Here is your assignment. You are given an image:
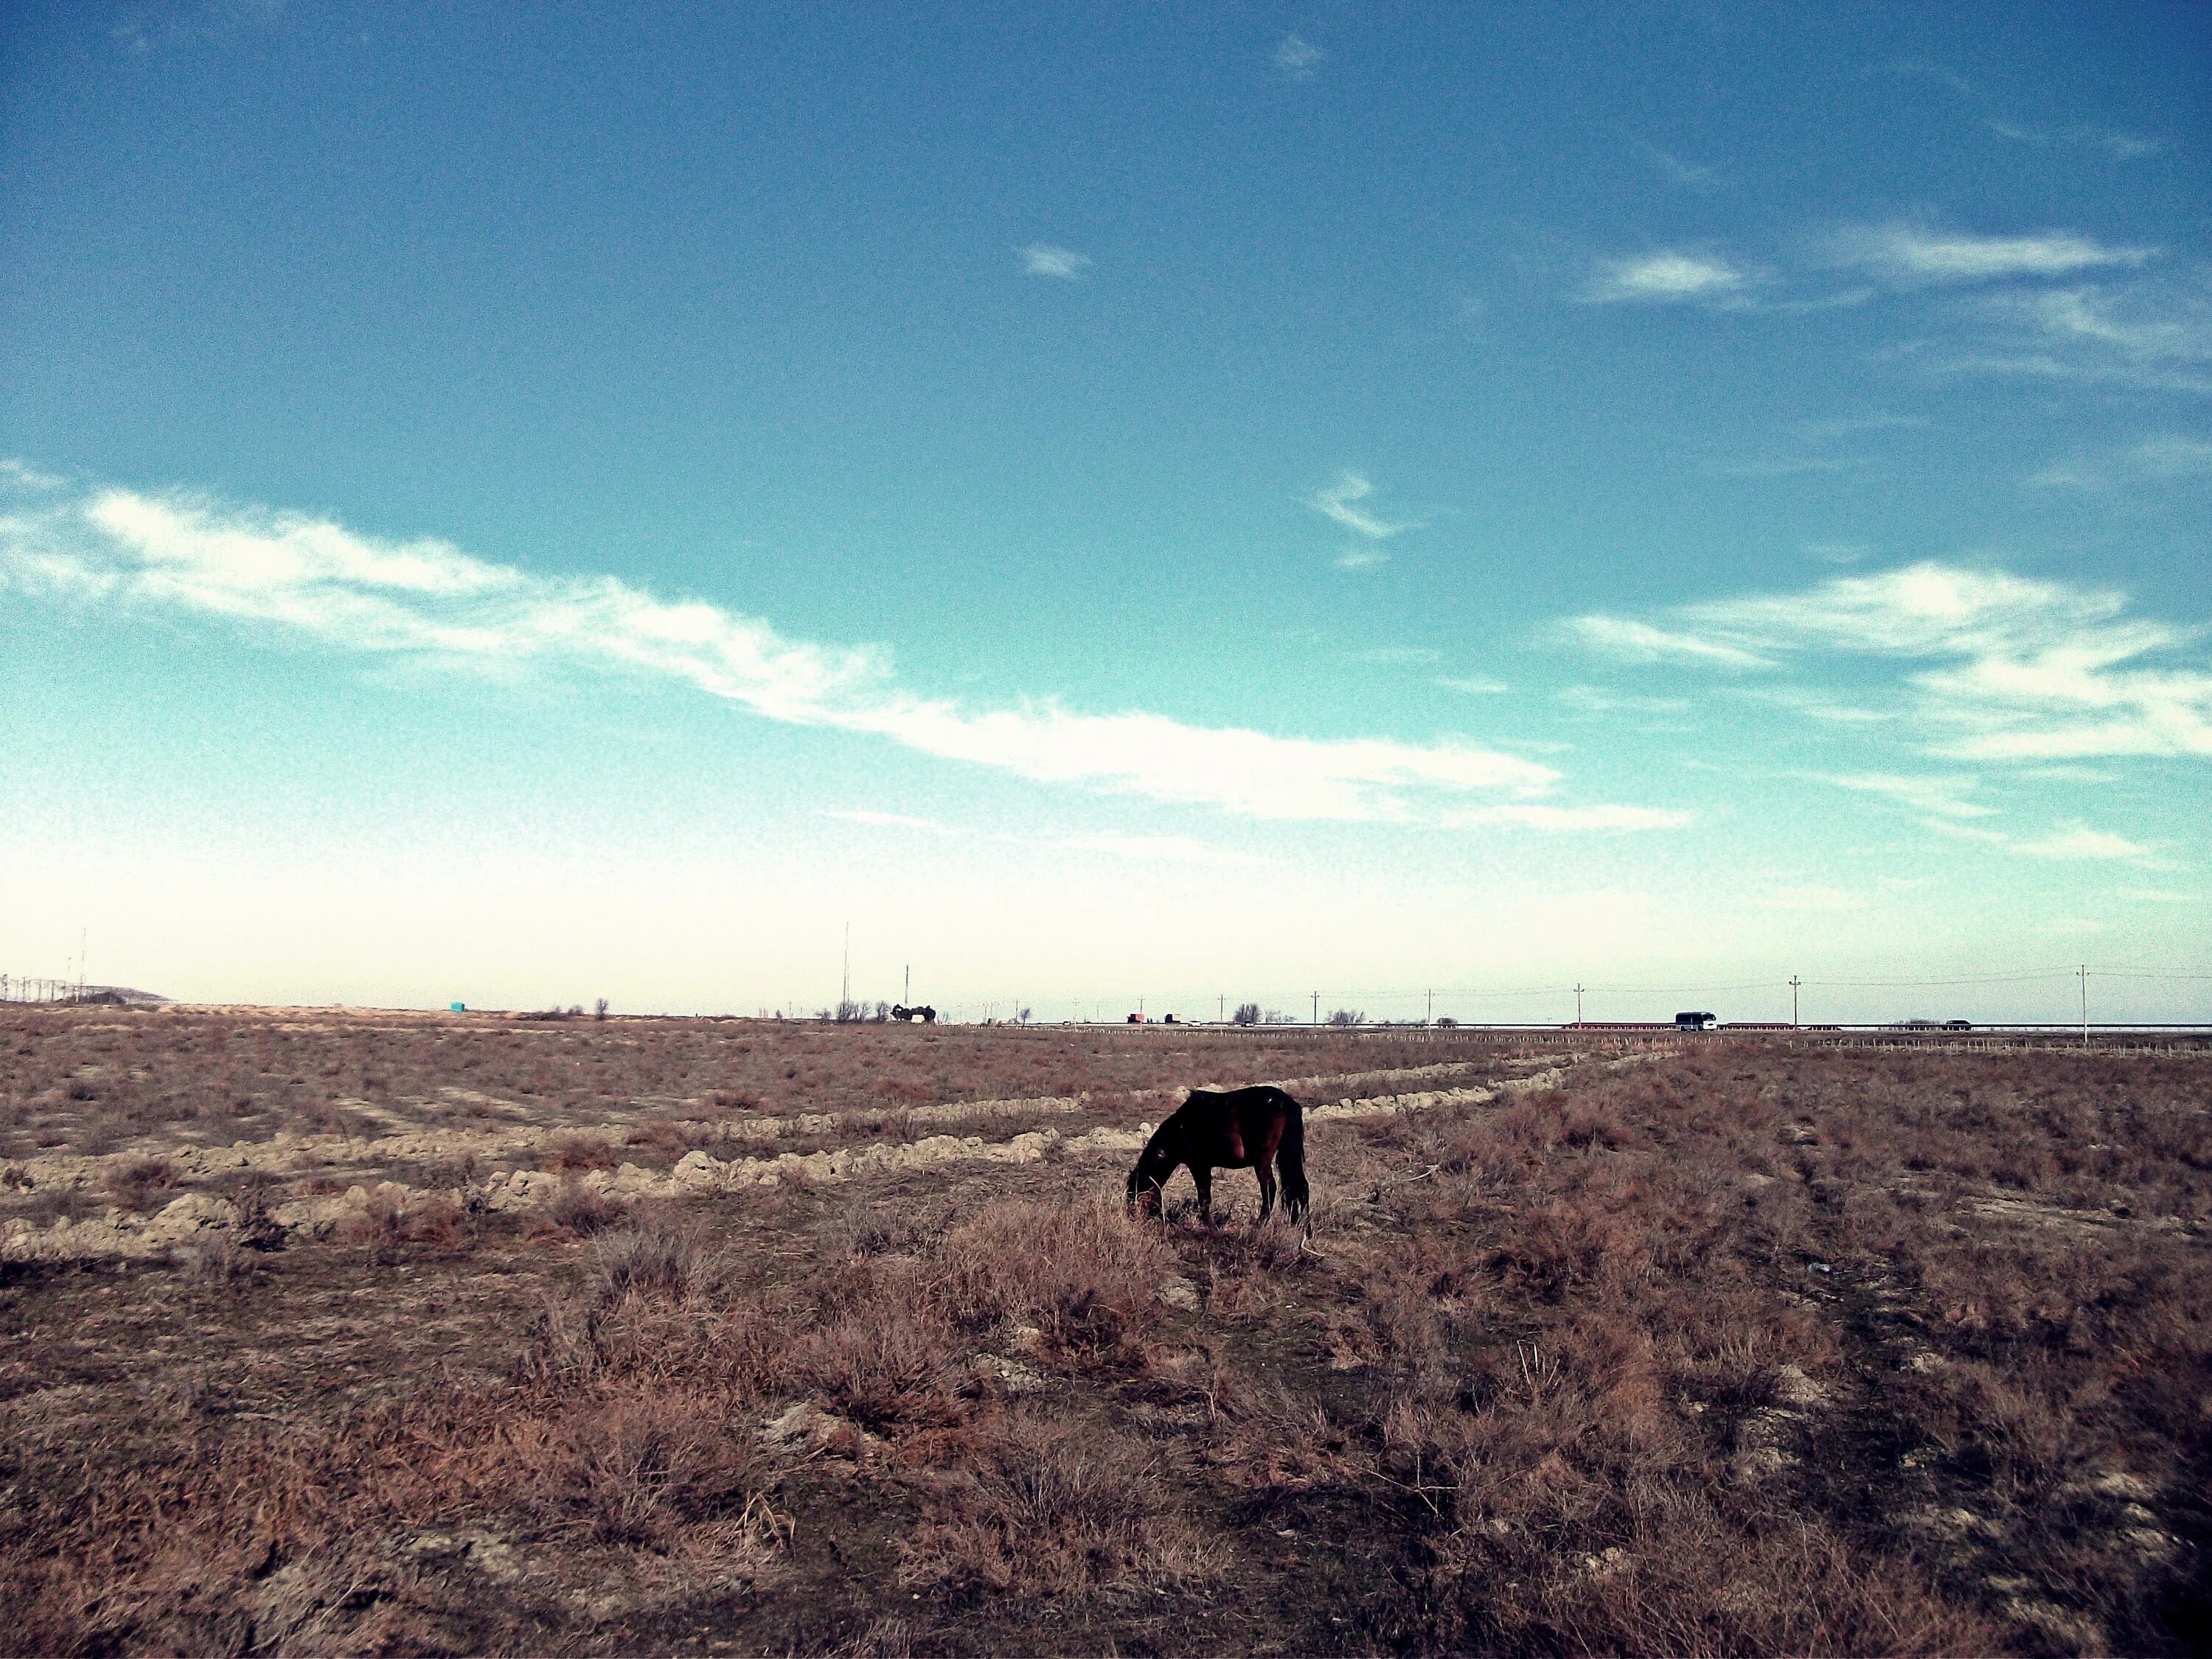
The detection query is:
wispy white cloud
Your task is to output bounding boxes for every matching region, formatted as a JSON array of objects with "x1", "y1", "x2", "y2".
[
  {"x1": 1335, "y1": 548, "x2": 1388, "y2": 571},
  {"x1": 1583, "y1": 250, "x2": 1749, "y2": 306},
  {"x1": 2028, "y1": 433, "x2": 2212, "y2": 490},
  {"x1": 2013, "y1": 826, "x2": 2154, "y2": 861},
  {"x1": 1437, "y1": 674, "x2": 1510, "y2": 695},
  {"x1": 1804, "y1": 540, "x2": 1873, "y2": 566},
  {"x1": 1733, "y1": 685, "x2": 1892, "y2": 725},
  {"x1": 1310, "y1": 472, "x2": 1420, "y2": 540},
  {"x1": 1822, "y1": 772, "x2": 1996, "y2": 820},
  {"x1": 1963, "y1": 279, "x2": 2212, "y2": 394},
  {"x1": 1834, "y1": 223, "x2": 2154, "y2": 286},
  {"x1": 1630, "y1": 140, "x2": 1717, "y2": 191},
  {"x1": 1273, "y1": 32, "x2": 1324, "y2": 82},
  {"x1": 2132, "y1": 435, "x2": 2212, "y2": 476},
  {"x1": 1987, "y1": 119, "x2": 2162, "y2": 161},
  {"x1": 0, "y1": 457, "x2": 66, "y2": 492},
  {"x1": 1558, "y1": 686, "x2": 1690, "y2": 717},
  {"x1": 1573, "y1": 561, "x2": 2212, "y2": 765},
  {"x1": 1562, "y1": 615, "x2": 1773, "y2": 669},
  {"x1": 1, "y1": 480, "x2": 1686, "y2": 834},
  {"x1": 1018, "y1": 243, "x2": 1091, "y2": 279}
]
